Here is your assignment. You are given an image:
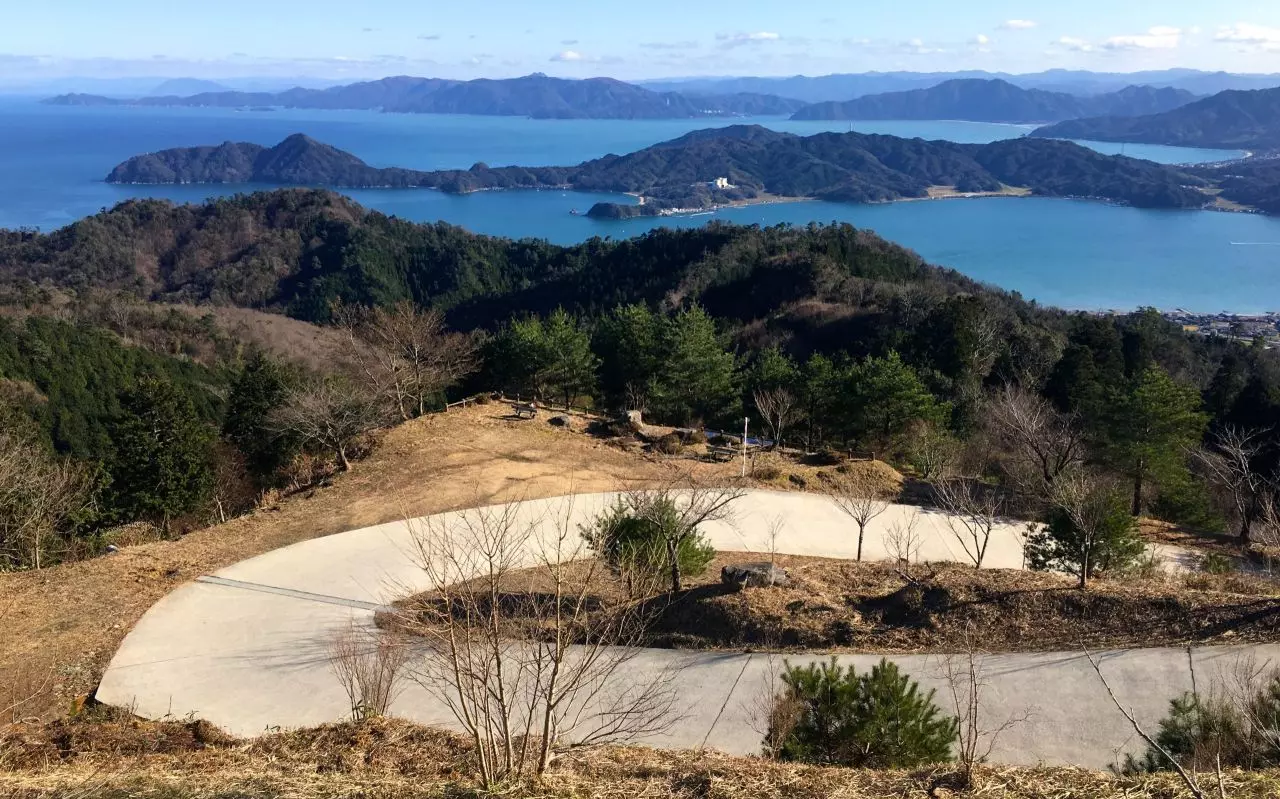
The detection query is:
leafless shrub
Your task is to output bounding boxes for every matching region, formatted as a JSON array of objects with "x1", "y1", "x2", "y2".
[
  {"x1": 399, "y1": 498, "x2": 681, "y2": 787},
  {"x1": 336, "y1": 301, "x2": 479, "y2": 421},
  {"x1": 750, "y1": 651, "x2": 796, "y2": 758},
  {"x1": 0, "y1": 424, "x2": 95, "y2": 570},
  {"x1": 828, "y1": 469, "x2": 891, "y2": 562},
  {"x1": 885, "y1": 509, "x2": 924, "y2": 572},
  {"x1": 934, "y1": 478, "x2": 1008, "y2": 569},
  {"x1": 271, "y1": 376, "x2": 390, "y2": 471},
  {"x1": 765, "y1": 515, "x2": 785, "y2": 568},
  {"x1": 937, "y1": 624, "x2": 1034, "y2": 789},
  {"x1": 328, "y1": 623, "x2": 410, "y2": 722}
]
